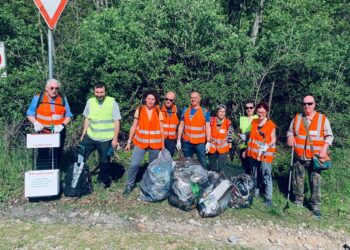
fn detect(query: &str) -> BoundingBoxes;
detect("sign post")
[0,42,7,77]
[33,0,68,78]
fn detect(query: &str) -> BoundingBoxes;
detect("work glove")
[260,144,269,152]
[176,140,182,151]
[53,124,65,133]
[33,121,44,132]
[205,142,211,154]
[239,133,247,142]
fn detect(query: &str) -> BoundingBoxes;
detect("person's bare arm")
[177,121,184,141]
[112,120,120,148]
[80,117,90,141]
[126,118,139,151]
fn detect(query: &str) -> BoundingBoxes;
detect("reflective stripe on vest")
[87,96,115,140]
[161,104,179,140]
[293,112,326,158]
[36,94,66,128]
[209,118,230,154]
[133,105,163,150]
[247,119,276,163]
[183,107,206,144]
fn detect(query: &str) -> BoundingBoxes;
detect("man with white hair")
[287,95,333,218]
[27,78,73,169]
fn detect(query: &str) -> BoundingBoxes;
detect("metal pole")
[48,29,53,78]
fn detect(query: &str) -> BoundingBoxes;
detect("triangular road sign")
[34,0,68,30]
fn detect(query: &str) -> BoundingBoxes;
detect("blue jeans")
[250,158,273,200]
[127,145,160,186]
[182,141,207,168]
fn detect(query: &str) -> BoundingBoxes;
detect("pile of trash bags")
[139,153,256,217]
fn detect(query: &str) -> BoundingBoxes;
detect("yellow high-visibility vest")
[87,96,115,140]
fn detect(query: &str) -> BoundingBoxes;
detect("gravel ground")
[0,203,349,249]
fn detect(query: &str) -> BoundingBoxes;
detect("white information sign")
[26,133,60,148]
[25,169,60,198]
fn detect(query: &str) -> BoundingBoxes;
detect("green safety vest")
[87,96,115,140]
[238,115,258,149]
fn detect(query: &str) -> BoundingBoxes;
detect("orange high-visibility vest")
[183,107,206,144]
[209,117,230,154]
[36,94,66,129]
[247,119,276,163]
[133,105,163,150]
[161,104,179,140]
[293,112,326,159]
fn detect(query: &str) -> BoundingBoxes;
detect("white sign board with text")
[25,169,60,198]
[26,133,60,148]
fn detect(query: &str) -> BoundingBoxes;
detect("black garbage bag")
[63,144,92,197]
[64,162,92,197]
[140,149,174,202]
[198,171,233,217]
[230,174,255,208]
[168,158,208,211]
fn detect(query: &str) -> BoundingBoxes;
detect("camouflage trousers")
[292,157,321,210]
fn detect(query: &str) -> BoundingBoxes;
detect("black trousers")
[81,135,112,185]
[239,148,252,175]
[164,138,176,158]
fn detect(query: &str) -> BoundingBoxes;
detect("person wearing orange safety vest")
[287,95,333,218]
[208,104,233,173]
[123,90,164,196]
[247,102,276,206]
[177,92,211,168]
[27,78,73,170]
[160,91,179,157]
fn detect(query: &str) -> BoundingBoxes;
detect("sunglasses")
[50,87,59,90]
[303,102,314,106]
[246,107,254,109]
[165,98,174,102]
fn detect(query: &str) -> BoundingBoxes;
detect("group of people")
[27,78,333,218]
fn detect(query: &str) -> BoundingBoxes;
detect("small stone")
[237,226,243,231]
[303,243,312,250]
[188,219,201,226]
[137,223,146,230]
[302,223,307,227]
[93,211,100,217]
[228,236,239,245]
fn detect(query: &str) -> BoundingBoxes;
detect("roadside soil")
[0,199,349,250]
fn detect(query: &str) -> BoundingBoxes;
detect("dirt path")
[0,204,349,249]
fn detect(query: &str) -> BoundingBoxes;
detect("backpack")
[63,144,92,197]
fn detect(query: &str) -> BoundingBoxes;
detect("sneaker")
[123,185,135,196]
[264,199,272,207]
[312,209,322,219]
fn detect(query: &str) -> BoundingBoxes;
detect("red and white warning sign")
[33,0,68,30]
[0,42,7,77]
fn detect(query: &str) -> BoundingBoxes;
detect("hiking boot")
[264,199,272,207]
[312,209,322,219]
[123,185,135,196]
